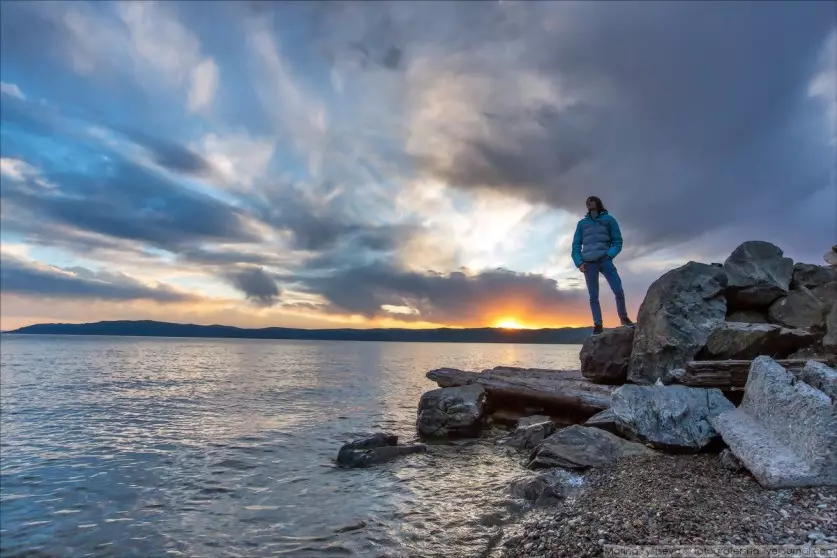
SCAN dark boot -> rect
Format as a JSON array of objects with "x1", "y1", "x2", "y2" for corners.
[
  {"x1": 620, "y1": 317, "x2": 635, "y2": 328},
  {"x1": 593, "y1": 324, "x2": 604, "y2": 335}
]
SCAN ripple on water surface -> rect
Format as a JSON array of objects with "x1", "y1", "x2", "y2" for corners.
[{"x1": 1, "y1": 335, "x2": 581, "y2": 557}]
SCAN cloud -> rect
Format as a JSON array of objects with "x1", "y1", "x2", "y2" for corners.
[
  {"x1": 291, "y1": 263, "x2": 590, "y2": 327},
  {"x1": 221, "y1": 266, "x2": 282, "y2": 307},
  {"x1": 188, "y1": 58, "x2": 219, "y2": 113},
  {"x1": 0, "y1": 252, "x2": 196, "y2": 303},
  {"x1": 0, "y1": 82, "x2": 25, "y2": 100}
]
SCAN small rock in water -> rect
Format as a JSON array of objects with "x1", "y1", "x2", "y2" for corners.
[{"x1": 336, "y1": 433, "x2": 426, "y2": 469}]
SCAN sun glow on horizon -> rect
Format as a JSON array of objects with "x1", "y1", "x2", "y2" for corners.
[{"x1": 493, "y1": 317, "x2": 531, "y2": 329}]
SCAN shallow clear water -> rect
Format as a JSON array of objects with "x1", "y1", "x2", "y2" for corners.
[{"x1": 0, "y1": 335, "x2": 581, "y2": 557}]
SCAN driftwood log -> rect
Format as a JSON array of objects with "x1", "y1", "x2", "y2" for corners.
[
  {"x1": 426, "y1": 366, "x2": 613, "y2": 416},
  {"x1": 675, "y1": 358, "x2": 835, "y2": 389}
]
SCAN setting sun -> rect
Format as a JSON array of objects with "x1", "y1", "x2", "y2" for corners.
[{"x1": 494, "y1": 318, "x2": 529, "y2": 329}]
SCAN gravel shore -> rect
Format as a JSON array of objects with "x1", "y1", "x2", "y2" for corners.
[{"x1": 501, "y1": 453, "x2": 837, "y2": 557}]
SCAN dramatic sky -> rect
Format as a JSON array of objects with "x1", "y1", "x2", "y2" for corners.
[{"x1": 1, "y1": 1, "x2": 835, "y2": 331}]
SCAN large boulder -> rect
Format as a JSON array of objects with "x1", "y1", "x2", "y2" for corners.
[
  {"x1": 336, "y1": 433, "x2": 426, "y2": 468},
  {"x1": 628, "y1": 262, "x2": 728, "y2": 384},
  {"x1": 610, "y1": 385, "x2": 734, "y2": 452},
  {"x1": 711, "y1": 357, "x2": 837, "y2": 488},
  {"x1": 699, "y1": 322, "x2": 817, "y2": 360},
  {"x1": 768, "y1": 286, "x2": 833, "y2": 330},
  {"x1": 823, "y1": 245, "x2": 837, "y2": 267},
  {"x1": 527, "y1": 425, "x2": 653, "y2": 470},
  {"x1": 416, "y1": 384, "x2": 486, "y2": 438},
  {"x1": 497, "y1": 420, "x2": 557, "y2": 451},
  {"x1": 723, "y1": 241, "x2": 793, "y2": 309},
  {"x1": 579, "y1": 326, "x2": 633, "y2": 384},
  {"x1": 791, "y1": 263, "x2": 837, "y2": 290}
]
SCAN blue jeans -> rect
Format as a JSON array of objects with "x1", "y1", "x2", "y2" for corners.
[{"x1": 583, "y1": 258, "x2": 628, "y2": 326}]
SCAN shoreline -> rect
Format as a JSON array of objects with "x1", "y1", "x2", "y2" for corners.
[{"x1": 499, "y1": 454, "x2": 837, "y2": 557}]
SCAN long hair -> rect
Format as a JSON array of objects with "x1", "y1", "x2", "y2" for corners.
[{"x1": 586, "y1": 196, "x2": 606, "y2": 213}]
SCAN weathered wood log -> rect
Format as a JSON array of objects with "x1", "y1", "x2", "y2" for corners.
[
  {"x1": 677, "y1": 358, "x2": 835, "y2": 388},
  {"x1": 427, "y1": 366, "x2": 613, "y2": 415}
]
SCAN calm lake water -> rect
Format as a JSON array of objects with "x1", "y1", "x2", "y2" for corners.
[{"x1": 0, "y1": 335, "x2": 581, "y2": 558}]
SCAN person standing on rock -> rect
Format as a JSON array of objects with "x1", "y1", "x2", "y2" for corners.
[{"x1": 571, "y1": 196, "x2": 635, "y2": 335}]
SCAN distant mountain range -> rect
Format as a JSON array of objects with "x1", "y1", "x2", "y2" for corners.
[{"x1": 4, "y1": 320, "x2": 591, "y2": 344}]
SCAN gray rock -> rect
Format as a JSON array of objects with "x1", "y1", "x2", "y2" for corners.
[
  {"x1": 720, "y1": 449, "x2": 744, "y2": 472},
  {"x1": 700, "y1": 322, "x2": 817, "y2": 360},
  {"x1": 610, "y1": 385, "x2": 734, "y2": 452},
  {"x1": 508, "y1": 470, "x2": 582, "y2": 507},
  {"x1": 824, "y1": 303, "x2": 837, "y2": 355},
  {"x1": 336, "y1": 433, "x2": 427, "y2": 468},
  {"x1": 724, "y1": 241, "x2": 793, "y2": 309},
  {"x1": 518, "y1": 415, "x2": 553, "y2": 428},
  {"x1": 726, "y1": 310, "x2": 769, "y2": 324},
  {"x1": 584, "y1": 408, "x2": 622, "y2": 435},
  {"x1": 825, "y1": 246, "x2": 837, "y2": 266},
  {"x1": 792, "y1": 263, "x2": 837, "y2": 290},
  {"x1": 580, "y1": 326, "x2": 634, "y2": 384},
  {"x1": 768, "y1": 287, "x2": 830, "y2": 330},
  {"x1": 794, "y1": 360, "x2": 837, "y2": 401},
  {"x1": 711, "y1": 356, "x2": 837, "y2": 488},
  {"x1": 528, "y1": 425, "x2": 653, "y2": 470},
  {"x1": 628, "y1": 262, "x2": 728, "y2": 384},
  {"x1": 416, "y1": 384, "x2": 486, "y2": 438},
  {"x1": 498, "y1": 420, "x2": 557, "y2": 451}
]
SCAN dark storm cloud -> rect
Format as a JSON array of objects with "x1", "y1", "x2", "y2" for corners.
[
  {"x1": 414, "y1": 1, "x2": 835, "y2": 254},
  {"x1": 291, "y1": 263, "x2": 588, "y2": 324},
  {"x1": 283, "y1": 0, "x2": 835, "y2": 260},
  {"x1": 0, "y1": 254, "x2": 195, "y2": 302},
  {"x1": 221, "y1": 266, "x2": 282, "y2": 307}
]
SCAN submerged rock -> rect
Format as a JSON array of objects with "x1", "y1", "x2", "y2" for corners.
[
  {"x1": 528, "y1": 425, "x2": 653, "y2": 470},
  {"x1": 724, "y1": 241, "x2": 793, "y2": 309},
  {"x1": 416, "y1": 384, "x2": 486, "y2": 438},
  {"x1": 336, "y1": 433, "x2": 426, "y2": 468},
  {"x1": 508, "y1": 469, "x2": 582, "y2": 507},
  {"x1": 580, "y1": 326, "x2": 634, "y2": 384},
  {"x1": 610, "y1": 385, "x2": 734, "y2": 452},
  {"x1": 497, "y1": 420, "x2": 556, "y2": 451},
  {"x1": 629, "y1": 262, "x2": 728, "y2": 384}
]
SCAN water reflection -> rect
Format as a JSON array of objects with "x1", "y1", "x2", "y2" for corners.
[{"x1": 1, "y1": 335, "x2": 580, "y2": 557}]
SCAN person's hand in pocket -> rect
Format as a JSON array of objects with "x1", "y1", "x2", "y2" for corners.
[{"x1": 579, "y1": 263, "x2": 587, "y2": 272}]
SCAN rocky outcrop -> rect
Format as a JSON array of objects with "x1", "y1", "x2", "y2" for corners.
[
  {"x1": 711, "y1": 357, "x2": 837, "y2": 488},
  {"x1": 699, "y1": 322, "x2": 816, "y2": 360},
  {"x1": 610, "y1": 385, "x2": 734, "y2": 452},
  {"x1": 416, "y1": 384, "x2": 486, "y2": 438},
  {"x1": 825, "y1": 246, "x2": 837, "y2": 266},
  {"x1": 628, "y1": 262, "x2": 728, "y2": 384},
  {"x1": 724, "y1": 241, "x2": 793, "y2": 309},
  {"x1": 580, "y1": 326, "x2": 633, "y2": 384},
  {"x1": 498, "y1": 419, "x2": 557, "y2": 451},
  {"x1": 426, "y1": 367, "x2": 613, "y2": 416},
  {"x1": 336, "y1": 433, "x2": 426, "y2": 468},
  {"x1": 528, "y1": 425, "x2": 653, "y2": 470}
]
